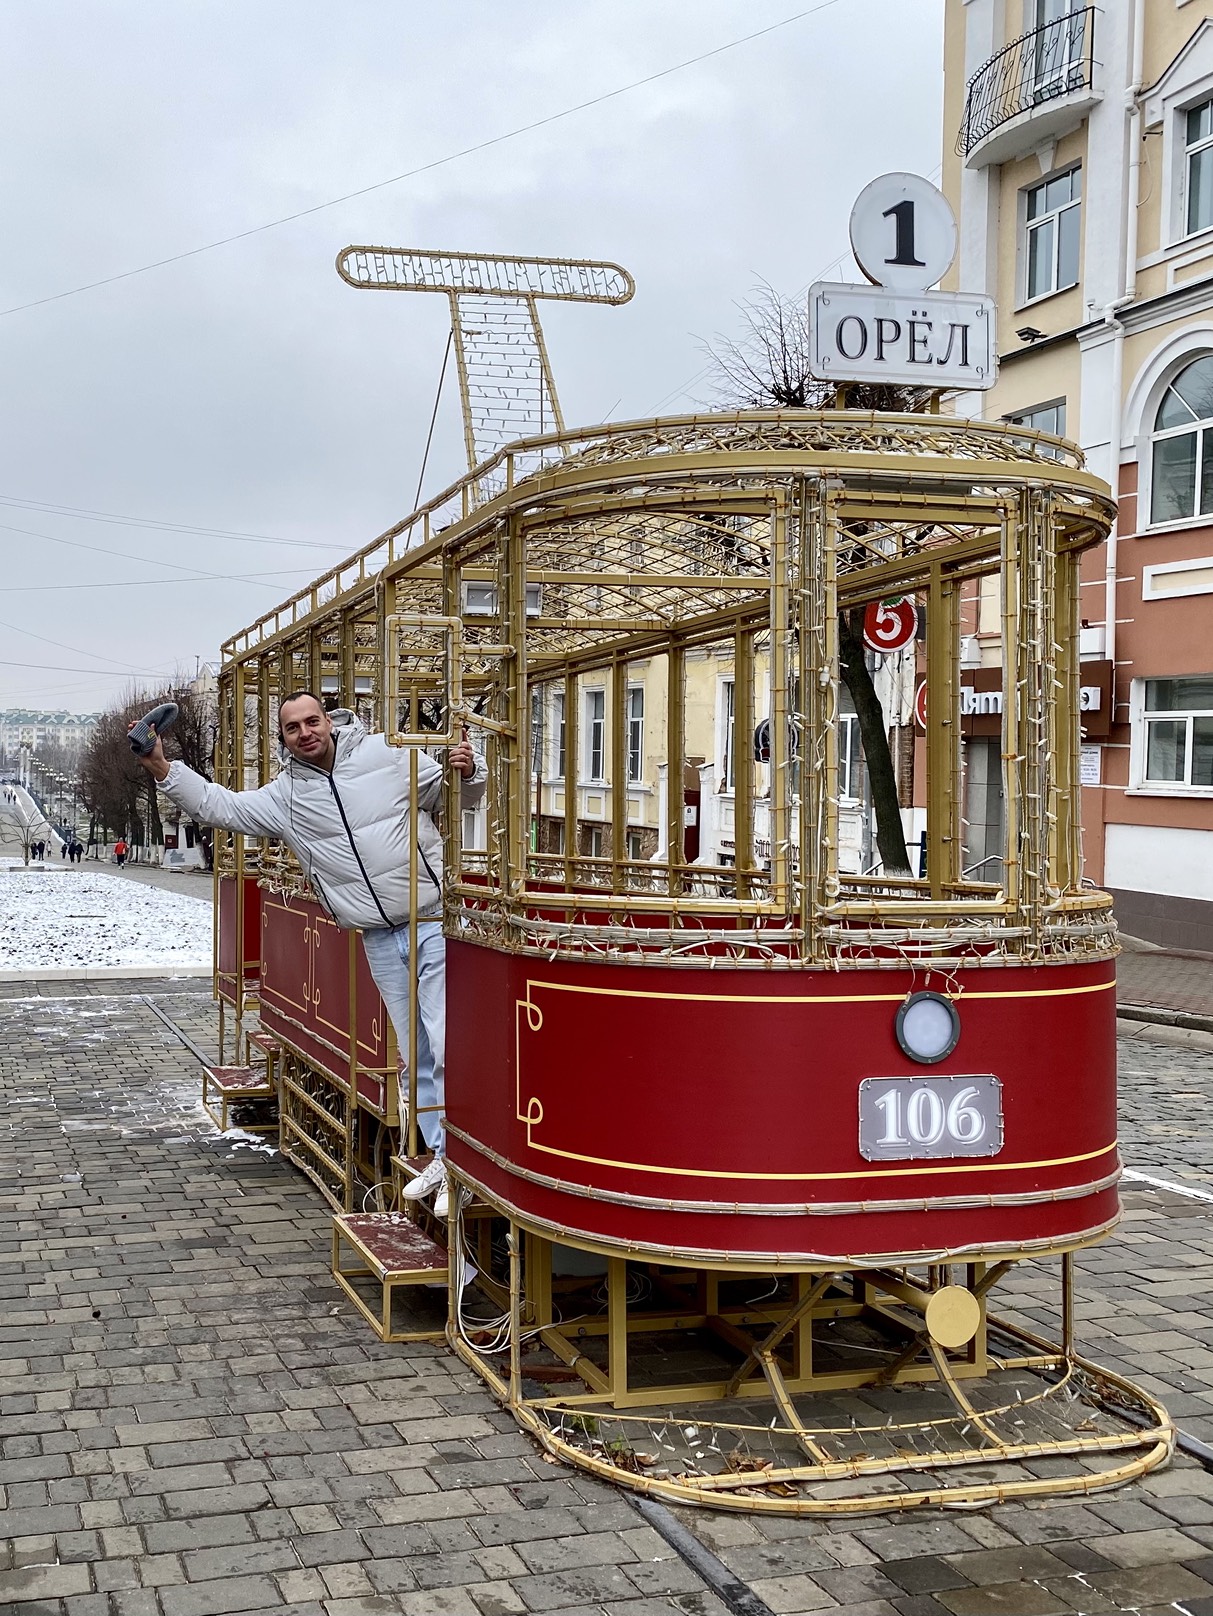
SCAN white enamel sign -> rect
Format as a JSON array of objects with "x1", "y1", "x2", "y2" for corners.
[
  {"x1": 849, "y1": 172, "x2": 957, "y2": 293},
  {"x1": 808, "y1": 284, "x2": 997, "y2": 390}
]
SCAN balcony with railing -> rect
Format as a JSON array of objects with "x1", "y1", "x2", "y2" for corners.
[{"x1": 957, "y1": 8, "x2": 1100, "y2": 169}]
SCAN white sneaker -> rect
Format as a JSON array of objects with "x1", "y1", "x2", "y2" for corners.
[
  {"x1": 399, "y1": 1156, "x2": 446, "y2": 1203},
  {"x1": 433, "y1": 1180, "x2": 450, "y2": 1219}
]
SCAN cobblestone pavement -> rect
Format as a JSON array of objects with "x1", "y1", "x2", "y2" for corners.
[{"x1": 6, "y1": 987, "x2": 1213, "y2": 1616}]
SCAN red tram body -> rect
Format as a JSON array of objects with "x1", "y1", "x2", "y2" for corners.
[{"x1": 447, "y1": 946, "x2": 1118, "y2": 1266}]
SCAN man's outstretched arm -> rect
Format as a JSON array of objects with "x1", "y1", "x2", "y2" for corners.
[{"x1": 134, "y1": 729, "x2": 287, "y2": 840}]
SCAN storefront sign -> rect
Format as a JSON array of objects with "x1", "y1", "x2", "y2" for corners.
[
  {"x1": 959, "y1": 662, "x2": 1113, "y2": 739},
  {"x1": 912, "y1": 663, "x2": 1113, "y2": 738}
]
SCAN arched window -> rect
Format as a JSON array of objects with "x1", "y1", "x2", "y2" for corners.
[{"x1": 1151, "y1": 355, "x2": 1213, "y2": 523}]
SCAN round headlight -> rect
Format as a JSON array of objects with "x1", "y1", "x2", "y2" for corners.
[{"x1": 895, "y1": 992, "x2": 960, "y2": 1064}]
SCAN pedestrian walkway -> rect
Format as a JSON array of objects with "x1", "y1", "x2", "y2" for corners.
[
  {"x1": 7, "y1": 983, "x2": 1213, "y2": 1616},
  {"x1": 85, "y1": 860, "x2": 212, "y2": 902},
  {"x1": 1118, "y1": 933, "x2": 1213, "y2": 1024}
]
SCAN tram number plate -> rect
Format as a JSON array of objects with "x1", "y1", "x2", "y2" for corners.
[{"x1": 858, "y1": 1075, "x2": 1003, "y2": 1161}]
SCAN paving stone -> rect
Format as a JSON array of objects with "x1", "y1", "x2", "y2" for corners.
[
  {"x1": 744, "y1": 1573, "x2": 838, "y2": 1611},
  {"x1": 514, "y1": 1533, "x2": 636, "y2": 1574},
  {"x1": 0, "y1": 1562, "x2": 93, "y2": 1603},
  {"x1": 940, "y1": 1547, "x2": 1072, "y2": 1584},
  {"x1": 880, "y1": 1558, "x2": 973, "y2": 1595},
  {"x1": 293, "y1": 1530, "x2": 371, "y2": 1568},
  {"x1": 935, "y1": 1585, "x2": 1069, "y2": 1616},
  {"x1": 504, "y1": 1566, "x2": 649, "y2": 1610},
  {"x1": 1092, "y1": 1526, "x2": 1210, "y2": 1567},
  {"x1": 1086, "y1": 1564, "x2": 1213, "y2": 1606},
  {"x1": 180, "y1": 1541, "x2": 300, "y2": 1581}
]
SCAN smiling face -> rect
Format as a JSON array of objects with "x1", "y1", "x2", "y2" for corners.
[{"x1": 279, "y1": 694, "x2": 336, "y2": 770}]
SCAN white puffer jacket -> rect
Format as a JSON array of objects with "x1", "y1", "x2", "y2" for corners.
[{"x1": 160, "y1": 710, "x2": 487, "y2": 931}]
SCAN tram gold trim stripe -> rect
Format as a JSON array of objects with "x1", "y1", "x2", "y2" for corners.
[
  {"x1": 522, "y1": 977, "x2": 1116, "y2": 1006},
  {"x1": 520, "y1": 1137, "x2": 1118, "y2": 1182}
]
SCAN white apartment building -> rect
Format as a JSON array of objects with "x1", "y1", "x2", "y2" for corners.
[{"x1": 0, "y1": 707, "x2": 98, "y2": 756}]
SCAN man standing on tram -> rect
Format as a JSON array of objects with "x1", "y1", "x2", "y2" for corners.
[{"x1": 135, "y1": 690, "x2": 485, "y2": 1217}]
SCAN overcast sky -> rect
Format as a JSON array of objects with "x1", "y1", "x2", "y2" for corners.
[{"x1": 0, "y1": 0, "x2": 944, "y2": 715}]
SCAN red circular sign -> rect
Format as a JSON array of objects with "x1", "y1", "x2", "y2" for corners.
[
  {"x1": 863, "y1": 597, "x2": 918, "y2": 654},
  {"x1": 913, "y1": 678, "x2": 928, "y2": 731}
]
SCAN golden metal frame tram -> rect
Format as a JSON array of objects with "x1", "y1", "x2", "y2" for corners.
[{"x1": 208, "y1": 250, "x2": 1172, "y2": 1514}]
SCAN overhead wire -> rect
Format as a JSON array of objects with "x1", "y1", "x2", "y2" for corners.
[
  {"x1": 0, "y1": 617, "x2": 171, "y2": 678},
  {"x1": 0, "y1": 1, "x2": 845, "y2": 320},
  {"x1": 0, "y1": 659, "x2": 180, "y2": 676},
  {"x1": 0, "y1": 493, "x2": 348, "y2": 550},
  {"x1": 1, "y1": 568, "x2": 315, "y2": 592},
  {"x1": 0, "y1": 517, "x2": 318, "y2": 582}
]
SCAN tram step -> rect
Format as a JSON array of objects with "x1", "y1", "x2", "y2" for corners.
[
  {"x1": 201, "y1": 1066, "x2": 277, "y2": 1133},
  {"x1": 331, "y1": 1212, "x2": 449, "y2": 1343}
]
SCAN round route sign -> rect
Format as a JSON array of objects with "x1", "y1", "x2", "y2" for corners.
[
  {"x1": 849, "y1": 172, "x2": 957, "y2": 293},
  {"x1": 863, "y1": 597, "x2": 918, "y2": 655}
]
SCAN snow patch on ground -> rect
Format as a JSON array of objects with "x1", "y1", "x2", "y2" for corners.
[{"x1": 0, "y1": 870, "x2": 212, "y2": 970}]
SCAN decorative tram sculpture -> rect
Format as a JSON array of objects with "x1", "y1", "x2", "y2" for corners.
[{"x1": 208, "y1": 244, "x2": 1172, "y2": 1514}]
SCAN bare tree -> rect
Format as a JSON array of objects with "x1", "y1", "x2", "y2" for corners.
[
  {"x1": 0, "y1": 789, "x2": 53, "y2": 866},
  {"x1": 705, "y1": 282, "x2": 934, "y2": 416},
  {"x1": 705, "y1": 284, "x2": 919, "y2": 874},
  {"x1": 79, "y1": 677, "x2": 218, "y2": 865}
]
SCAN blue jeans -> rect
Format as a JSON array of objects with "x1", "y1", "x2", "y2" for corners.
[{"x1": 360, "y1": 920, "x2": 446, "y2": 1153}]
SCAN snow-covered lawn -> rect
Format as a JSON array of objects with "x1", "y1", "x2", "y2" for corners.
[{"x1": 0, "y1": 869, "x2": 212, "y2": 972}]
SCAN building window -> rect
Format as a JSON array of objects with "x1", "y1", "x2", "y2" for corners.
[
  {"x1": 586, "y1": 825, "x2": 605, "y2": 858},
  {"x1": 530, "y1": 688, "x2": 543, "y2": 777},
  {"x1": 585, "y1": 689, "x2": 605, "y2": 781},
  {"x1": 1150, "y1": 356, "x2": 1213, "y2": 524},
  {"x1": 838, "y1": 712, "x2": 865, "y2": 801},
  {"x1": 1141, "y1": 678, "x2": 1213, "y2": 788},
  {"x1": 554, "y1": 692, "x2": 566, "y2": 780},
  {"x1": 1030, "y1": 1, "x2": 1088, "y2": 100},
  {"x1": 721, "y1": 680, "x2": 736, "y2": 792},
  {"x1": 626, "y1": 686, "x2": 644, "y2": 782},
  {"x1": 1006, "y1": 400, "x2": 1066, "y2": 437},
  {"x1": 1024, "y1": 168, "x2": 1081, "y2": 302},
  {"x1": 1187, "y1": 99, "x2": 1213, "y2": 237},
  {"x1": 626, "y1": 828, "x2": 645, "y2": 860}
]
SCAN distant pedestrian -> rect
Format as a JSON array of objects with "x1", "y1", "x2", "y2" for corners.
[
  {"x1": 114, "y1": 838, "x2": 127, "y2": 867},
  {"x1": 60, "y1": 839, "x2": 67, "y2": 859},
  {"x1": 72, "y1": 840, "x2": 83, "y2": 864}
]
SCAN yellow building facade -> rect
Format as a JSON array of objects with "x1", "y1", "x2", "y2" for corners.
[{"x1": 944, "y1": 0, "x2": 1213, "y2": 948}]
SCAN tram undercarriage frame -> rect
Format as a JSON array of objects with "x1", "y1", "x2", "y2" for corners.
[{"x1": 442, "y1": 1199, "x2": 1170, "y2": 1514}]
